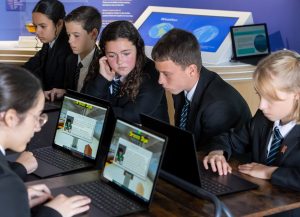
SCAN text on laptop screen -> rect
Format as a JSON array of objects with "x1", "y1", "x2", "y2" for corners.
[
  {"x1": 137, "y1": 12, "x2": 238, "y2": 52},
  {"x1": 103, "y1": 119, "x2": 165, "y2": 202},
  {"x1": 231, "y1": 24, "x2": 269, "y2": 57},
  {"x1": 54, "y1": 96, "x2": 107, "y2": 160}
]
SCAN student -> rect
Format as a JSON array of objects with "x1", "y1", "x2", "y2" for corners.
[
  {"x1": 23, "y1": 0, "x2": 72, "y2": 92},
  {"x1": 0, "y1": 64, "x2": 91, "y2": 217},
  {"x1": 44, "y1": 6, "x2": 102, "y2": 101},
  {"x1": 203, "y1": 50, "x2": 300, "y2": 191},
  {"x1": 83, "y1": 20, "x2": 169, "y2": 124},
  {"x1": 151, "y1": 28, "x2": 251, "y2": 151}
]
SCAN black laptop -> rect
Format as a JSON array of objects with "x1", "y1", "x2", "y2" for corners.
[
  {"x1": 32, "y1": 90, "x2": 113, "y2": 178},
  {"x1": 230, "y1": 23, "x2": 270, "y2": 65},
  {"x1": 140, "y1": 114, "x2": 258, "y2": 196},
  {"x1": 51, "y1": 118, "x2": 167, "y2": 217},
  {"x1": 43, "y1": 100, "x2": 62, "y2": 112}
]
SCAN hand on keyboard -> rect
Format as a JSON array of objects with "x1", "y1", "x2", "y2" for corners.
[{"x1": 203, "y1": 150, "x2": 232, "y2": 176}]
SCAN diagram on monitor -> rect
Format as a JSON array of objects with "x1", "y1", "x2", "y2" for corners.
[{"x1": 134, "y1": 6, "x2": 253, "y2": 64}]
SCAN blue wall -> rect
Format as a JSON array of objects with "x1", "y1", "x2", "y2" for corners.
[{"x1": 1, "y1": 0, "x2": 299, "y2": 52}]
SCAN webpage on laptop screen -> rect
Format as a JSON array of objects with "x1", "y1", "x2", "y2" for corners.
[
  {"x1": 103, "y1": 119, "x2": 165, "y2": 202},
  {"x1": 54, "y1": 96, "x2": 107, "y2": 159}
]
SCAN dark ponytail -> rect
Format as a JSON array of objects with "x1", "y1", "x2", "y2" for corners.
[
  {"x1": 0, "y1": 64, "x2": 42, "y2": 114},
  {"x1": 33, "y1": 0, "x2": 65, "y2": 25}
]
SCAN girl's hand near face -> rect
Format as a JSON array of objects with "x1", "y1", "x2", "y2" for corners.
[{"x1": 99, "y1": 56, "x2": 115, "y2": 81}]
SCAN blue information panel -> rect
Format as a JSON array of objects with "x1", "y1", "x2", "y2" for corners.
[
  {"x1": 137, "y1": 12, "x2": 238, "y2": 52},
  {"x1": 6, "y1": 0, "x2": 26, "y2": 11}
]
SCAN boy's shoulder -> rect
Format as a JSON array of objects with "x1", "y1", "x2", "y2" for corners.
[{"x1": 66, "y1": 53, "x2": 78, "y2": 63}]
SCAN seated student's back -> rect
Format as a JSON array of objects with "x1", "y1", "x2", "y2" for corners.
[{"x1": 23, "y1": 0, "x2": 72, "y2": 91}]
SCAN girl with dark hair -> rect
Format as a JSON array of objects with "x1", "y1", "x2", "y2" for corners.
[
  {"x1": 0, "y1": 64, "x2": 91, "y2": 217},
  {"x1": 83, "y1": 20, "x2": 169, "y2": 124},
  {"x1": 23, "y1": 0, "x2": 72, "y2": 94}
]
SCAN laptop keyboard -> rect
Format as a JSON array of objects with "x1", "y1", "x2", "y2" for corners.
[
  {"x1": 32, "y1": 148, "x2": 92, "y2": 171},
  {"x1": 69, "y1": 180, "x2": 142, "y2": 216},
  {"x1": 199, "y1": 169, "x2": 232, "y2": 195}
]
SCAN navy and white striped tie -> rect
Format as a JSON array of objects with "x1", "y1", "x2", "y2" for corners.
[
  {"x1": 74, "y1": 62, "x2": 83, "y2": 89},
  {"x1": 111, "y1": 78, "x2": 121, "y2": 96},
  {"x1": 266, "y1": 127, "x2": 283, "y2": 165},
  {"x1": 179, "y1": 97, "x2": 190, "y2": 130}
]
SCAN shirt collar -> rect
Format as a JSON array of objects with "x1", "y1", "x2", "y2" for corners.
[
  {"x1": 113, "y1": 74, "x2": 125, "y2": 83},
  {"x1": 0, "y1": 145, "x2": 5, "y2": 155},
  {"x1": 273, "y1": 120, "x2": 296, "y2": 138},
  {"x1": 49, "y1": 39, "x2": 56, "y2": 48},
  {"x1": 184, "y1": 80, "x2": 198, "y2": 102},
  {"x1": 78, "y1": 48, "x2": 96, "y2": 68}
]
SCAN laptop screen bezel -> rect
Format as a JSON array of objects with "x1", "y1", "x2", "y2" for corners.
[
  {"x1": 51, "y1": 90, "x2": 112, "y2": 164},
  {"x1": 230, "y1": 23, "x2": 271, "y2": 61},
  {"x1": 140, "y1": 114, "x2": 202, "y2": 187},
  {"x1": 100, "y1": 117, "x2": 168, "y2": 208}
]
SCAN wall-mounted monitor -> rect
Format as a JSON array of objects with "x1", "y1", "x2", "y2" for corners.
[{"x1": 134, "y1": 6, "x2": 253, "y2": 65}]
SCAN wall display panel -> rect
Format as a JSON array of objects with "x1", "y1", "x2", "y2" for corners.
[
  {"x1": 1, "y1": 1, "x2": 299, "y2": 54},
  {"x1": 0, "y1": 0, "x2": 138, "y2": 41},
  {"x1": 135, "y1": 6, "x2": 253, "y2": 64}
]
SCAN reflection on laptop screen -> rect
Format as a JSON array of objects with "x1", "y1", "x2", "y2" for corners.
[
  {"x1": 231, "y1": 23, "x2": 270, "y2": 58},
  {"x1": 103, "y1": 119, "x2": 166, "y2": 202},
  {"x1": 54, "y1": 96, "x2": 107, "y2": 160}
]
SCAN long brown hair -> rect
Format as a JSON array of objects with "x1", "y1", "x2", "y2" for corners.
[{"x1": 99, "y1": 21, "x2": 146, "y2": 101}]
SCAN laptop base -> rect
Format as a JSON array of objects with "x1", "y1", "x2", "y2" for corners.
[{"x1": 161, "y1": 168, "x2": 258, "y2": 197}]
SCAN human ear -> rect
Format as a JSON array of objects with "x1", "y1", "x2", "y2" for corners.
[
  {"x1": 90, "y1": 28, "x2": 99, "y2": 41},
  {"x1": 3, "y1": 109, "x2": 19, "y2": 127},
  {"x1": 187, "y1": 64, "x2": 198, "y2": 77},
  {"x1": 56, "y1": 19, "x2": 63, "y2": 29}
]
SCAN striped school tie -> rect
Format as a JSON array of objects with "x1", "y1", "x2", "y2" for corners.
[
  {"x1": 74, "y1": 62, "x2": 83, "y2": 89},
  {"x1": 266, "y1": 126, "x2": 283, "y2": 165},
  {"x1": 111, "y1": 78, "x2": 121, "y2": 96},
  {"x1": 179, "y1": 97, "x2": 190, "y2": 130}
]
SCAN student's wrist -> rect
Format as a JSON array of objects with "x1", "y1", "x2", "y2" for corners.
[
  {"x1": 209, "y1": 150, "x2": 224, "y2": 156},
  {"x1": 266, "y1": 166, "x2": 278, "y2": 179}
]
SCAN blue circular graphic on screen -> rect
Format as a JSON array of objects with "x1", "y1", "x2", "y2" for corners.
[
  {"x1": 193, "y1": 25, "x2": 219, "y2": 43},
  {"x1": 254, "y1": 35, "x2": 268, "y2": 52},
  {"x1": 148, "y1": 23, "x2": 174, "y2": 39}
]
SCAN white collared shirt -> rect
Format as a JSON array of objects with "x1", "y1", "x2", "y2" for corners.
[
  {"x1": 77, "y1": 48, "x2": 96, "y2": 91},
  {"x1": 49, "y1": 39, "x2": 56, "y2": 49},
  {"x1": 267, "y1": 120, "x2": 296, "y2": 155},
  {"x1": 0, "y1": 145, "x2": 5, "y2": 155},
  {"x1": 184, "y1": 80, "x2": 199, "y2": 102}
]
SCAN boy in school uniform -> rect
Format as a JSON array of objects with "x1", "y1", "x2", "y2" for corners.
[
  {"x1": 151, "y1": 28, "x2": 251, "y2": 151},
  {"x1": 203, "y1": 50, "x2": 300, "y2": 191},
  {"x1": 44, "y1": 6, "x2": 102, "y2": 101}
]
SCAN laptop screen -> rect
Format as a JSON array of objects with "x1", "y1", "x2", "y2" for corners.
[
  {"x1": 103, "y1": 119, "x2": 166, "y2": 203},
  {"x1": 230, "y1": 23, "x2": 270, "y2": 59},
  {"x1": 54, "y1": 95, "x2": 108, "y2": 160}
]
